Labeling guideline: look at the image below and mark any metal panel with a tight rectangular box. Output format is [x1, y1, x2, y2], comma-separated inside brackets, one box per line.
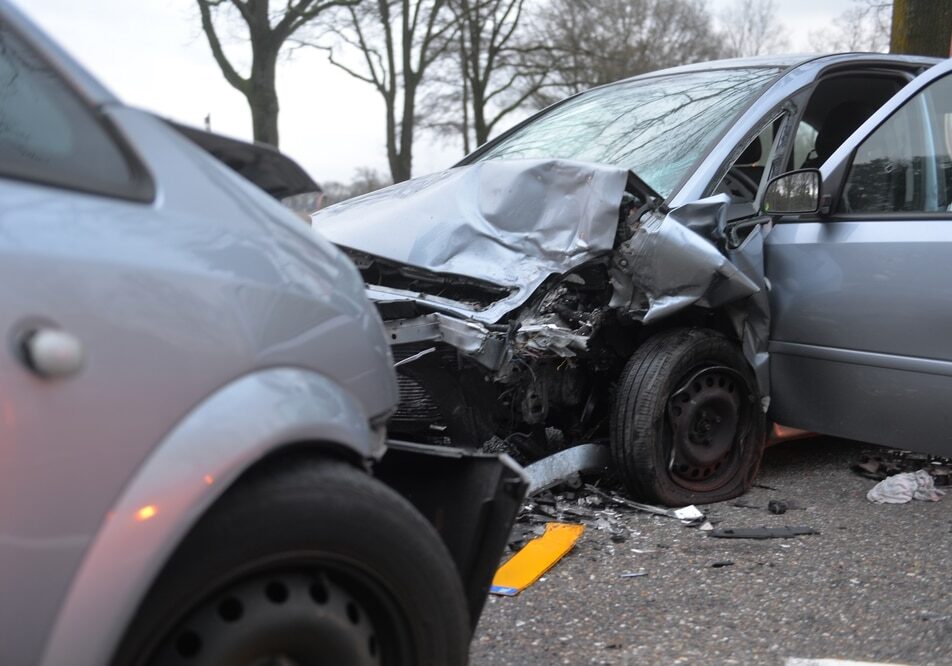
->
[766, 219, 952, 451]
[40, 369, 382, 666]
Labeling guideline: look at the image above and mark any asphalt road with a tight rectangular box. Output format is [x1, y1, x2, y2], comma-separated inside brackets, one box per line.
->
[470, 438, 952, 665]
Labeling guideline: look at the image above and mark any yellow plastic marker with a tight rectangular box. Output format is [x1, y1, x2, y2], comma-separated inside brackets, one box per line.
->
[490, 522, 585, 596]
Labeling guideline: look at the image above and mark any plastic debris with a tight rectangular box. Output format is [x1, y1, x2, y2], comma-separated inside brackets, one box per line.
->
[673, 505, 705, 522]
[490, 522, 585, 596]
[866, 470, 946, 504]
[709, 526, 818, 539]
[710, 561, 735, 568]
[768, 500, 788, 515]
[620, 571, 648, 578]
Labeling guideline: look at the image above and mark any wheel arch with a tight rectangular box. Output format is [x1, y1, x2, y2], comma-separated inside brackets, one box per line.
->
[40, 367, 385, 666]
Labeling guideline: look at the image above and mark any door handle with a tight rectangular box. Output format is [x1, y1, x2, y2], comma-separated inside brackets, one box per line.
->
[20, 327, 84, 379]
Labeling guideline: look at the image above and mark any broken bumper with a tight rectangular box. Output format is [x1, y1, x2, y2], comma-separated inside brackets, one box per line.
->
[373, 441, 528, 628]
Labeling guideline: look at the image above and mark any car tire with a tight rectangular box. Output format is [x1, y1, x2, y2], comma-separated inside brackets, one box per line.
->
[113, 458, 470, 666]
[611, 327, 765, 506]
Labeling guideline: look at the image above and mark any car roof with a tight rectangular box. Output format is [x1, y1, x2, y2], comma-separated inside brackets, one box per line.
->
[616, 52, 942, 83]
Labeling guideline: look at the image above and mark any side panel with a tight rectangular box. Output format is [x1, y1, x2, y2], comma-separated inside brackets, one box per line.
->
[40, 368, 382, 666]
[766, 220, 952, 453]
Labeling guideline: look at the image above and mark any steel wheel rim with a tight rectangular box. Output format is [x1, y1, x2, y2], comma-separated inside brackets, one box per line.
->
[146, 562, 414, 666]
[665, 365, 754, 492]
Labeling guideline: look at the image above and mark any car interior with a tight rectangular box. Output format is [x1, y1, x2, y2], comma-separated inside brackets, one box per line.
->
[716, 70, 911, 219]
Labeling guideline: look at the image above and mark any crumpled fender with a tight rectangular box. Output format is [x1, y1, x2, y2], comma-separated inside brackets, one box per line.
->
[610, 194, 760, 320]
[41, 367, 383, 666]
[610, 194, 770, 400]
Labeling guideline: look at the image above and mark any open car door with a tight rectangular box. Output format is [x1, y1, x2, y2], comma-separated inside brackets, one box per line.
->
[765, 57, 952, 457]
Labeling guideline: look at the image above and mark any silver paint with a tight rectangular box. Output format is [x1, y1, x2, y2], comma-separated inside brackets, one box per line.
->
[41, 368, 383, 666]
[313, 158, 630, 323]
[0, 6, 397, 663]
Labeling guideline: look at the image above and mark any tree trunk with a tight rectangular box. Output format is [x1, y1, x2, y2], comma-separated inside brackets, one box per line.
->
[472, 82, 488, 146]
[890, 0, 952, 57]
[246, 44, 280, 147]
[248, 85, 280, 147]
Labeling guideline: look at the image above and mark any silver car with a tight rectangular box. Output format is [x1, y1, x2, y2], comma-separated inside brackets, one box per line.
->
[314, 52, 952, 506]
[0, 3, 523, 665]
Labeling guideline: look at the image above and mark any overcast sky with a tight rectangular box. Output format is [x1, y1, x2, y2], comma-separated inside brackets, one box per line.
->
[19, 0, 856, 184]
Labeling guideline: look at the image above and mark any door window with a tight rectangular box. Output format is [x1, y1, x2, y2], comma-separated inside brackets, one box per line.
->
[0, 23, 144, 199]
[841, 74, 952, 214]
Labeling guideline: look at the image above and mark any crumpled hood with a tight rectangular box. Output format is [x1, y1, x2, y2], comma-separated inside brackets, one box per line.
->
[312, 159, 630, 322]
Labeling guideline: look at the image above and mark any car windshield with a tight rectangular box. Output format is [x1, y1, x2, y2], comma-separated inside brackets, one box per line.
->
[473, 67, 782, 198]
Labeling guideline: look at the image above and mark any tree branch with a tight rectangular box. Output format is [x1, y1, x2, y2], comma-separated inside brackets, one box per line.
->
[197, 0, 250, 94]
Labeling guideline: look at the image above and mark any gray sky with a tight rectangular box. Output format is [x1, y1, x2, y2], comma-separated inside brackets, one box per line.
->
[19, 0, 856, 184]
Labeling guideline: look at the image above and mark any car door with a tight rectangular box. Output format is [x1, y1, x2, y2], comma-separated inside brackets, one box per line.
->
[766, 58, 952, 456]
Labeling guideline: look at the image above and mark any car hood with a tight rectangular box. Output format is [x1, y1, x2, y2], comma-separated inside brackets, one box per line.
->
[311, 159, 630, 323]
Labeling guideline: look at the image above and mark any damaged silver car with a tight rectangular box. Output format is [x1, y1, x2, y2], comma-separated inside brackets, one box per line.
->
[315, 53, 951, 506]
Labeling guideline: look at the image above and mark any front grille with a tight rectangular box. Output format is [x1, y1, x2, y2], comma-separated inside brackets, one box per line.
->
[389, 343, 446, 430]
[392, 373, 443, 426]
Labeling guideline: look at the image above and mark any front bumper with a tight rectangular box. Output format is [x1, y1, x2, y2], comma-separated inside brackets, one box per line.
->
[373, 441, 528, 628]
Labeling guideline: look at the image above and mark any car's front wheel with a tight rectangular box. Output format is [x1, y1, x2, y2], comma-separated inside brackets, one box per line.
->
[113, 458, 470, 666]
[611, 327, 765, 506]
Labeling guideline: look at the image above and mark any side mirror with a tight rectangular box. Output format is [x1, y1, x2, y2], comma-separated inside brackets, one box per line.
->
[761, 169, 821, 216]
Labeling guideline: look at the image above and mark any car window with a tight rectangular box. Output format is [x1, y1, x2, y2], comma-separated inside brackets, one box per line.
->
[792, 122, 817, 169]
[716, 118, 780, 199]
[472, 67, 782, 199]
[789, 74, 905, 172]
[841, 74, 952, 214]
[0, 23, 139, 198]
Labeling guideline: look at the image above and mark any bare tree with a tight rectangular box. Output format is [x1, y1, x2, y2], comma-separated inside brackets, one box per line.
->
[314, 1, 454, 182]
[448, 0, 545, 149]
[322, 166, 392, 204]
[525, 0, 724, 106]
[891, 0, 952, 56]
[809, 0, 892, 53]
[196, 0, 358, 147]
[718, 0, 789, 57]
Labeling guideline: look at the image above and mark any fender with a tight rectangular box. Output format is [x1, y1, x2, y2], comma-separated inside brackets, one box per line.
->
[40, 367, 384, 666]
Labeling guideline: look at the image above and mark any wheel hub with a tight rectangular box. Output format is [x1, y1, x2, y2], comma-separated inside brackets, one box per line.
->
[667, 366, 747, 487]
[150, 571, 385, 666]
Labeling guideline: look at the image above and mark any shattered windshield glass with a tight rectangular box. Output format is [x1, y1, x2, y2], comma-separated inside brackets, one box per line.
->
[473, 67, 782, 198]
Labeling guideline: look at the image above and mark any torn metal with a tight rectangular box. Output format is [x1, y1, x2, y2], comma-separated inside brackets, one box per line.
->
[608, 195, 759, 321]
[313, 157, 772, 475]
[314, 159, 630, 324]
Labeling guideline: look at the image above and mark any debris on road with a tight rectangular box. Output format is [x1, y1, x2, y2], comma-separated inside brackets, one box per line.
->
[620, 571, 648, 578]
[523, 444, 611, 494]
[709, 526, 819, 539]
[490, 522, 585, 596]
[710, 561, 735, 568]
[866, 470, 945, 504]
[852, 449, 952, 486]
[768, 499, 789, 514]
[584, 484, 706, 525]
[734, 497, 805, 513]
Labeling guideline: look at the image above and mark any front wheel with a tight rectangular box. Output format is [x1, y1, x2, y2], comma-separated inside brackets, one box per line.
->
[611, 328, 765, 506]
[113, 458, 470, 666]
